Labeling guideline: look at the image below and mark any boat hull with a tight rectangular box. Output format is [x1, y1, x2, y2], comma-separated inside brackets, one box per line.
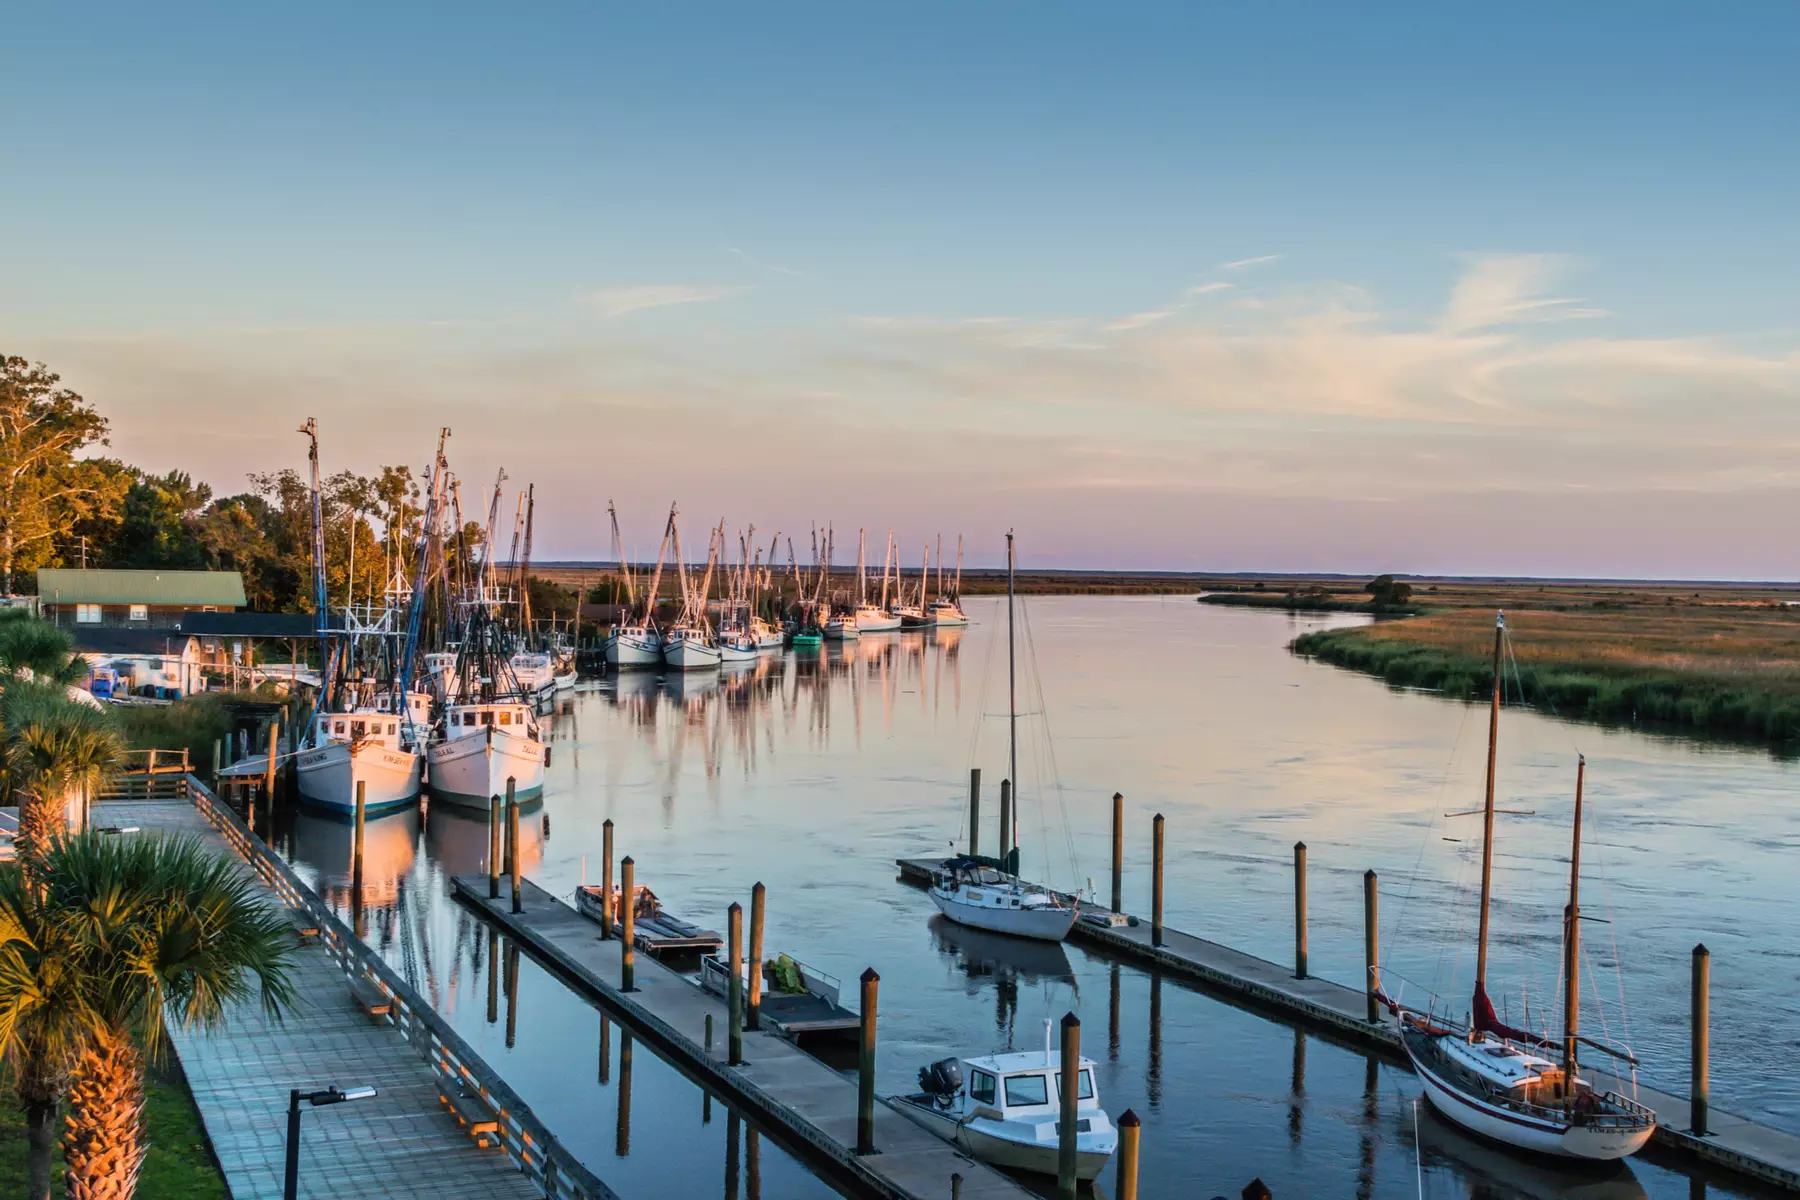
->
[426, 727, 546, 809]
[929, 889, 1077, 942]
[663, 635, 722, 670]
[606, 630, 663, 668]
[719, 641, 758, 664]
[1406, 1038, 1655, 1161]
[886, 1097, 1113, 1181]
[295, 740, 421, 815]
[855, 614, 902, 632]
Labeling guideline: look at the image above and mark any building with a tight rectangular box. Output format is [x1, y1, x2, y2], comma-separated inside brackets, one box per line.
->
[71, 627, 206, 699]
[39, 569, 247, 629]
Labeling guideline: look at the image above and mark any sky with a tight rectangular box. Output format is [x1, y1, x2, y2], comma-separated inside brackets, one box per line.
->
[4, 4, 1799, 576]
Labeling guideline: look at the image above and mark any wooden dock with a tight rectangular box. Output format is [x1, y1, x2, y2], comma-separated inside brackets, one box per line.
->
[454, 875, 1036, 1200]
[897, 856, 1800, 1194]
[96, 782, 613, 1200]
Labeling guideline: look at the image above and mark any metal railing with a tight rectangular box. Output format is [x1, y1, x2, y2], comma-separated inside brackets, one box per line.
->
[162, 773, 618, 1200]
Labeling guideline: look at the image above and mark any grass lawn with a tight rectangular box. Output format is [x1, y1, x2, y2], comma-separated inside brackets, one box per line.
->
[0, 1054, 227, 1199]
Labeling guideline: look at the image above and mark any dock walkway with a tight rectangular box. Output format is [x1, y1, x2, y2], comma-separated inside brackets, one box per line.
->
[454, 875, 1036, 1200]
[897, 857, 1800, 1194]
[101, 784, 612, 1200]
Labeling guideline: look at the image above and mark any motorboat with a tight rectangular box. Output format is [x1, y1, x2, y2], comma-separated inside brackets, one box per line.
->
[929, 856, 1076, 942]
[887, 1024, 1117, 1181]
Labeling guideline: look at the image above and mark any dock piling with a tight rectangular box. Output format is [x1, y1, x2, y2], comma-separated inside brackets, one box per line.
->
[729, 902, 745, 1066]
[486, 926, 498, 1024]
[705, 1013, 713, 1051]
[212, 737, 222, 787]
[968, 769, 981, 858]
[1111, 792, 1124, 913]
[263, 722, 278, 808]
[1151, 813, 1165, 948]
[999, 780, 1012, 862]
[1294, 841, 1308, 980]
[488, 794, 501, 899]
[1058, 1012, 1080, 1200]
[748, 882, 766, 1032]
[1363, 870, 1379, 1022]
[951, 1172, 962, 1200]
[506, 778, 522, 914]
[1115, 1109, 1141, 1200]
[857, 968, 879, 1155]
[599, 1014, 610, 1084]
[1692, 943, 1710, 1136]
[620, 856, 637, 991]
[504, 940, 519, 1049]
[353, 780, 366, 894]
[600, 818, 615, 939]
[616, 1031, 633, 1156]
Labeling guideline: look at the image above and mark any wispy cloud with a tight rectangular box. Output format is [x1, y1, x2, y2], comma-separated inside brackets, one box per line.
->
[728, 247, 807, 278]
[582, 284, 746, 318]
[1440, 254, 1606, 333]
[1220, 254, 1281, 270]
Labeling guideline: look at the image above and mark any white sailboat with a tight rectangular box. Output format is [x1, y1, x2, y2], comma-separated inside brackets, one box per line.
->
[928, 531, 1077, 943]
[1385, 613, 1656, 1161]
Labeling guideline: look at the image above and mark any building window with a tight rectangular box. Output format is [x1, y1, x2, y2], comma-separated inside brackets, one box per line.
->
[76, 604, 101, 624]
[128, 604, 148, 622]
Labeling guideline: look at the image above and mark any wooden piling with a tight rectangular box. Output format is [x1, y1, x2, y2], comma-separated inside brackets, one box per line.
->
[212, 737, 222, 786]
[1115, 1109, 1141, 1200]
[504, 940, 519, 1049]
[1111, 792, 1124, 913]
[1294, 841, 1308, 980]
[1364, 870, 1379, 1023]
[616, 1031, 633, 1156]
[728, 901, 745, 1066]
[620, 856, 636, 991]
[598, 1013, 610, 1084]
[486, 926, 498, 1024]
[507, 777, 522, 914]
[968, 768, 981, 858]
[726, 1109, 741, 1200]
[857, 968, 879, 1155]
[748, 882, 766, 1032]
[998, 779, 1012, 863]
[1692, 943, 1710, 1136]
[263, 722, 279, 808]
[488, 794, 501, 899]
[600, 818, 615, 939]
[1151, 813, 1165, 948]
[352, 780, 366, 896]
[1058, 1012, 1080, 1200]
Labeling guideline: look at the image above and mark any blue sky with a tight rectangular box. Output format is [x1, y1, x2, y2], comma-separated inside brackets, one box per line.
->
[6, 5, 1799, 574]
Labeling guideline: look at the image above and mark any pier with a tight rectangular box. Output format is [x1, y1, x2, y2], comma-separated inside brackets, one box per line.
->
[897, 855, 1800, 1193]
[97, 774, 611, 1200]
[452, 874, 1036, 1200]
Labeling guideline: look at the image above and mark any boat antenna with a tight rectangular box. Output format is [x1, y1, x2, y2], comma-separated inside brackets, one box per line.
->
[1475, 609, 1505, 999]
[1007, 530, 1018, 854]
[1563, 754, 1585, 1078]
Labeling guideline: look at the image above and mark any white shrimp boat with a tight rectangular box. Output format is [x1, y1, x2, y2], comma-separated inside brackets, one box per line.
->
[822, 611, 860, 640]
[510, 650, 555, 697]
[750, 616, 784, 651]
[927, 597, 969, 627]
[606, 625, 662, 667]
[663, 625, 722, 670]
[718, 630, 759, 664]
[853, 604, 900, 632]
[888, 1025, 1117, 1180]
[1383, 613, 1655, 1161]
[427, 700, 546, 809]
[295, 709, 422, 816]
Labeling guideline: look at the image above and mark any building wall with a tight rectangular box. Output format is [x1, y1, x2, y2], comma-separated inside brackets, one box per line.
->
[45, 602, 238, 629]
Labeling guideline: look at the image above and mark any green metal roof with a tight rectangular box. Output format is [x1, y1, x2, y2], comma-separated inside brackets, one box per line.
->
[37, 569, 247, 607]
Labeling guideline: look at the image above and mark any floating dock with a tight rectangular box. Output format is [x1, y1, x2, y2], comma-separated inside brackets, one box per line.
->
[454, 875, 1035, 1200]
[897, 856, 1800, 1194]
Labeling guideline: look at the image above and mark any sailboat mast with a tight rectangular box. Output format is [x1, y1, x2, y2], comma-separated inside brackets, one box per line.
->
[858, 528, 867, 607]
[1563, 754, 1585, 1075]
[1475, 610, 1505, 996]
[955, 535, 963, 600]
[1007, 530, 1018, 850]
[936, 533, 943, 598]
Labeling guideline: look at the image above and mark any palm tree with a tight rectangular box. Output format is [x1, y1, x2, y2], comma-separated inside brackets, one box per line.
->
[0, 833, 296, 1200]
[0, 866, 89, 1200]
[0, 612, 86, 687]
[4, 683, 125, 873]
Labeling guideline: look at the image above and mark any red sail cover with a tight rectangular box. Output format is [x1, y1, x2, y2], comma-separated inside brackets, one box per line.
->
[1472, 982, 1559, 1051]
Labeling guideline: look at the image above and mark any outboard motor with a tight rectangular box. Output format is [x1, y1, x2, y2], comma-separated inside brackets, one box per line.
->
[917, 1058, 963, 1109]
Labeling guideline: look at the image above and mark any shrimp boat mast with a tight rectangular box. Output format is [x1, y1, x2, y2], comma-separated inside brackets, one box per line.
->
[929, 532, 1076, 942]
[662, 511, 724, 670]
[606, 502, 674, 668]
[1386, 612, 1656, 1160]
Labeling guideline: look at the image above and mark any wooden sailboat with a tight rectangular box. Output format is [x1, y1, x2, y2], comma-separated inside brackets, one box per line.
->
[928, 532, 1077, 942]
[1388, 611, 1656, 1160]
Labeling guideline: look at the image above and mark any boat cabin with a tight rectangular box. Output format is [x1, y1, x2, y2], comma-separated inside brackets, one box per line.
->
[444, 703, 537, 737]
[315, 710, 407, 750]
[959, 1049, 1102, 1128]
[1441, 1034, 1575, 1106]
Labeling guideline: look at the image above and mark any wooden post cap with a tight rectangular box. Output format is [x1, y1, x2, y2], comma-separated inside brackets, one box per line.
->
[1061, 1011, 1080, 1030]
[1118, 1108, 1140, 1128]
[860, 967, 880, 984]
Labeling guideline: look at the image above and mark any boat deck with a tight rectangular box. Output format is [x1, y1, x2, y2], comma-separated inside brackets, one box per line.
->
[456, 875, 1034, 1200]
[759, 991, 861, 1042]
[896, 856, 1800, 1193]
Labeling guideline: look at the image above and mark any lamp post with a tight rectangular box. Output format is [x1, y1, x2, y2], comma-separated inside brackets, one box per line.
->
[284, 1084, 377, 1200]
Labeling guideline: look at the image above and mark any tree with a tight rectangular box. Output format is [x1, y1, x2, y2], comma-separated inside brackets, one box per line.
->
[98, 470, 213, 569]
[0, 359, 130, 593]
[1365, 574, 1414, 608]
[0, 868, 87, 1200]
[4, 683, 126, 875]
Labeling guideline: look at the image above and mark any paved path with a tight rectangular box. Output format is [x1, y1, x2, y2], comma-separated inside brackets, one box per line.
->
[454, 875, 1037, 1200]
[898, 857, 1800, 1194]
[106, 800, 541, 1200]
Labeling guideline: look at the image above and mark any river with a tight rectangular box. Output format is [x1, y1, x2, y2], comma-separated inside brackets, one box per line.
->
[274, 596, 1796, 1199]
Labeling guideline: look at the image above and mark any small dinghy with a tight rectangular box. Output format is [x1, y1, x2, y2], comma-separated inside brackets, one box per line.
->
[575, 883, 723, 955]
[886, 1023, 1117, 1181]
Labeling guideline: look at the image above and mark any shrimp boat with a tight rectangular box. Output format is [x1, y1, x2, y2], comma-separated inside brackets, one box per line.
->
[852, 529, 902, 632]
[887, 1020, 1117, 1180]
[426, 596, 547, 809]
[1382, 613, 1656, 1161]
[928, 532, 1077, 943]
[604, 501, 671, 668]
[926, 534, 971, 627]
[662, 513, 724, 671]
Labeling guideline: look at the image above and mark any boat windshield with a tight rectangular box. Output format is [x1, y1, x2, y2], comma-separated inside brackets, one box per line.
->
[1003, 1074, 1049, 1107]
[1054, 1070, 1095, 1101]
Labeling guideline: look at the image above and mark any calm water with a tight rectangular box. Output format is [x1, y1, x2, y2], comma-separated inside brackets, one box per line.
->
[278, 597, 1796, 1199]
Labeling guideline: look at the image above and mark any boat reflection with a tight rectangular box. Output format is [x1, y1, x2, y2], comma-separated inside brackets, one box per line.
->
[1413, 1100, 1650, 1199]
[289, 805, 419, 909]
[425, 798, 545, 878]
[930, 914, 1077, 1041]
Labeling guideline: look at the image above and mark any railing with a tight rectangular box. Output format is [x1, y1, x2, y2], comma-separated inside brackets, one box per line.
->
[157, 773, 619, 1200]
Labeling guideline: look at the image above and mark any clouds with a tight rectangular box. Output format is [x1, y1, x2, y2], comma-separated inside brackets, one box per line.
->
[1440, 254, 1607, 333]
[1220, 254, 1281, 271]
[581, 284, 746, 318]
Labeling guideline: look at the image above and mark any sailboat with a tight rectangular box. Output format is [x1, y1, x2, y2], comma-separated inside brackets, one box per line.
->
[895, 544, 934, 629]
[928, 532, 1077, 943]
[604, 502, 670, 669]
[1386, 612, 1656, 1160]
[927, 534, 971, 627]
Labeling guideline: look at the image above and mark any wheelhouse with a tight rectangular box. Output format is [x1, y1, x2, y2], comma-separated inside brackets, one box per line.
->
[445, 703, 538, 738]
[315, 710, 406, 749]
[962, 1051, 1102, 1124]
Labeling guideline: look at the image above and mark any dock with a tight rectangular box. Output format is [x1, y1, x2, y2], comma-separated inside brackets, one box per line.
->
[898, 856, 1800, 1194]
[454, 875, 1036, 1200]
[97, 777, 612, 1200]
